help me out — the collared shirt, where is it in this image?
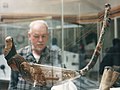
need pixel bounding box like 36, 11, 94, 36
8, 45, 62, 90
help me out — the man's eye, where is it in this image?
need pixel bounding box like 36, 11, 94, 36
34, 35, 39, 38
42, 35, 46, 38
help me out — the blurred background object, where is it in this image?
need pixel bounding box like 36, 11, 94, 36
0, 54, 11, 90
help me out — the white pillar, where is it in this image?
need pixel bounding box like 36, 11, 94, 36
114, 17, 118, 38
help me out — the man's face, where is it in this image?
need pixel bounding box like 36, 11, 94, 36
28, 23, 49, 51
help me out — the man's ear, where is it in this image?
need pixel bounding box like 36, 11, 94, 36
46, 32, 49, 39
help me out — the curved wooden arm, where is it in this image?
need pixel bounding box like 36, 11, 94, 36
79, 3, 111, 75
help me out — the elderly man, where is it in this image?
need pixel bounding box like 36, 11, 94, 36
8, 20, 62, 90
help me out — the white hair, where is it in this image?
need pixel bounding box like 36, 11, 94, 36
29, 20, 48, 32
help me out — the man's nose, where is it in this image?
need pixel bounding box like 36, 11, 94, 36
38, 36, 43, 42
